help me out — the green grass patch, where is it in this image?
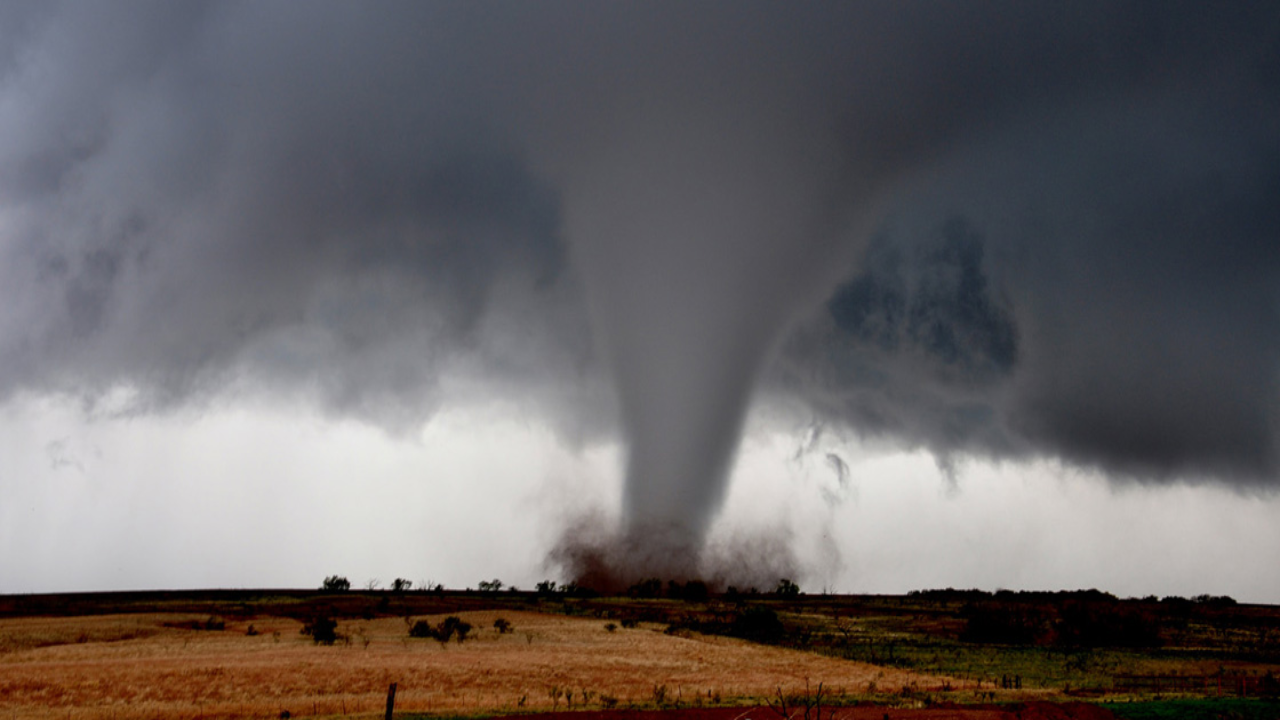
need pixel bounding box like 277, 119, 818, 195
1104, 698, 1280, 720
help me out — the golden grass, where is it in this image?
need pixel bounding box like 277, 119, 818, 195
0, 610, 946, 719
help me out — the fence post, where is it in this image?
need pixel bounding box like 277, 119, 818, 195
385, 682, 398, 720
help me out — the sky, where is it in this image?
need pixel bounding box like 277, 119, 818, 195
2, 2, 1279, 601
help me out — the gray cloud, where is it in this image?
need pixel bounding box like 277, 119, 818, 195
774, 22, 1280, 485
0, 1, 594, 431
2, 1, 1277, 581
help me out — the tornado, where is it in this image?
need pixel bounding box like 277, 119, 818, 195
558, 101, 874, 580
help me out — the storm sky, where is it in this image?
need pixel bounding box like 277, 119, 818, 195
2, 2, 1279, 598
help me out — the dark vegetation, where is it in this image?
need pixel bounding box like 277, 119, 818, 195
407, 615, 472, 643
301, 615, 340, 645
1105, 698, 1280, 720
321, 575, 350, 592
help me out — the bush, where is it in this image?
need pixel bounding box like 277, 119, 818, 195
730, 606, 785, 644
408, 616, 473, 643
302, 616, 340, 645
494, 618, 513, 634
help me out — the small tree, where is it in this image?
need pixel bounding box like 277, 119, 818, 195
322, 575, 351, 592
494, 618, 513, 634
478, 578, 504, 592
392, 578, 413, 593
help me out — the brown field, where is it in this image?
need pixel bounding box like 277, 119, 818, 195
0, 610, 956, 720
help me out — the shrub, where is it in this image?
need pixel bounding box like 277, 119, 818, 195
730, 606, 785, 644
302, 616, 340, 645
408, 616, 472, 643
494, 618, 513, 634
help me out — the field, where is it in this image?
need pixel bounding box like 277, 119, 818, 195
1, 589, 1278, 720
0, 606, 934, 719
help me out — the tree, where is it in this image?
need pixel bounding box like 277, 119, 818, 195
392, 578, 413, 593
322, 575, 351, 592
775, 578, 800, 597
478, 578, 504, 592
365, 578, 382, 591
627, 578, 663, 598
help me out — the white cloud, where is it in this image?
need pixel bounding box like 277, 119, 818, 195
0, 394, 619, 594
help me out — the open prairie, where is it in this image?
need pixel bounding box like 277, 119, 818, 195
0, 609, 943, 720
4, 589, 1278, 720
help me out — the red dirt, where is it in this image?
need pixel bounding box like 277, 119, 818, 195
489, 702, 1116, 720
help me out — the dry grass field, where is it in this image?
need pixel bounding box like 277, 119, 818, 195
0, 609, 947, 720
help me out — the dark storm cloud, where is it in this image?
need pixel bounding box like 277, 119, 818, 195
0, 1, 593, 429
2, 1, 1278, 578
772, 3, 1280, 485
